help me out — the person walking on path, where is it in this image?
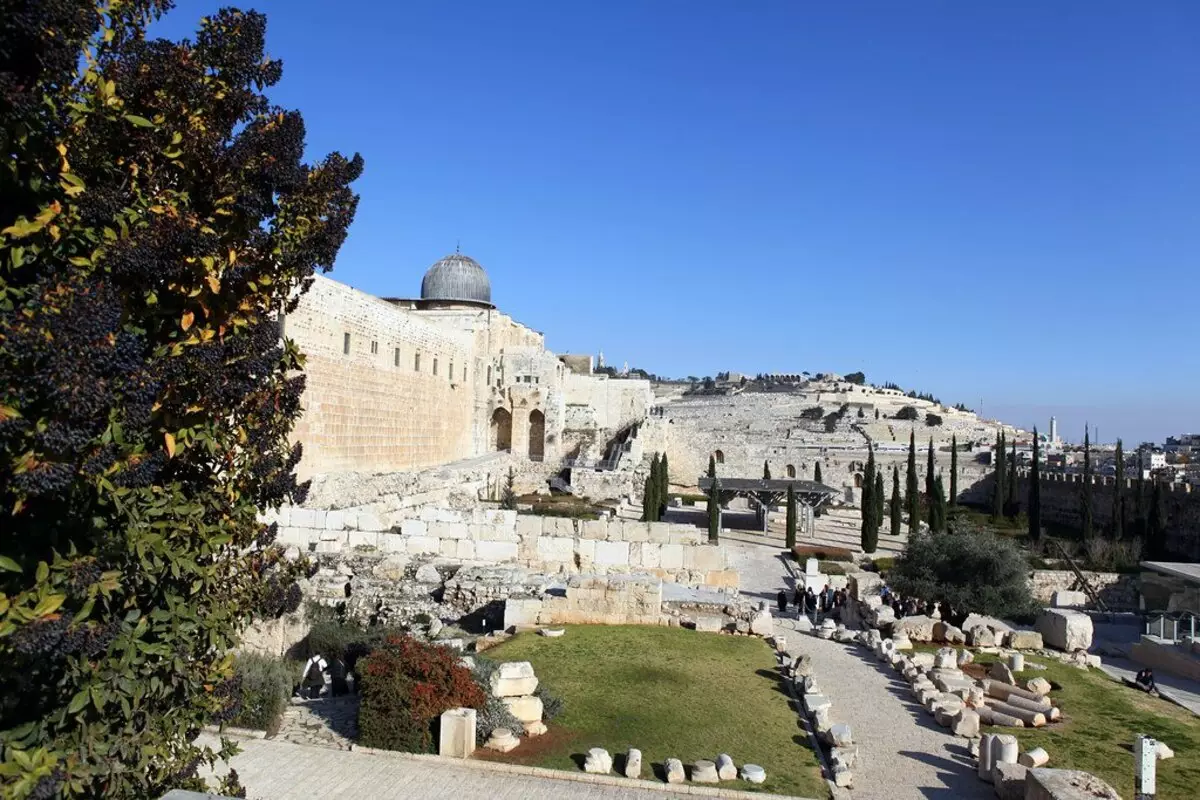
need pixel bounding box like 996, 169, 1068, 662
777, 589, 788, 615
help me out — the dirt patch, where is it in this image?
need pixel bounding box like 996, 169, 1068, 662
962, 663, 988, 681
473, 725, 579, 765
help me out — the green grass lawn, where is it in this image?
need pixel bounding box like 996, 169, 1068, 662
966, 651, 1200, 799
485, 625, 826, 798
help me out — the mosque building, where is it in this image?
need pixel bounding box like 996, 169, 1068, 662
282, 252, 651, 479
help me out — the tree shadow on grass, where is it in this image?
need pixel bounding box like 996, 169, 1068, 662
755, 668, 793, 697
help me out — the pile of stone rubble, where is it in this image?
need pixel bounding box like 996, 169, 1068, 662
582, 747, 766, 785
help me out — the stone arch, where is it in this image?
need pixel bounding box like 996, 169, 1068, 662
714, 450, 725, 464
786, 464, 796, 478
528, 409, 545, 461
491, 407, 512, 452
854, 473, 863, 488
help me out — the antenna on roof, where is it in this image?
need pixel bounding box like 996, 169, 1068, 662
456, 240, 460, 254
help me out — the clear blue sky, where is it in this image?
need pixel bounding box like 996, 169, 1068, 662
155, 1, 1199, 445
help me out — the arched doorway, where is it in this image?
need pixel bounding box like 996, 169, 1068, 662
491, 408, 512, 452
528, 410, 545, 461
714, 450, 725, 464
786, 464, 796, 478
854, 473, 863, 488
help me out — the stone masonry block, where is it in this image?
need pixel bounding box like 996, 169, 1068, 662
439, 539, 457, 558
693, 545, 724, 572
319, 528, 345, 542
456, 539, 476, 560
576, 539, 595, 565
379, 532, 405, 552
640, 542, 661, 569
670, 524, 702, 545
277, 527, 304, 545
356, 512, 385, 532
348, 531, 379, 549
627, 541, 643, 567
289, 507, 317, 528
476, 540, 519, 562
406, 536, 441, 555
546, 518, 577, 537
648, 522, 671, 543
660, 543, 684, 569
400, 519, 428, 537
516, 515, 544, 539
537, 536, 574, 563
325, 510, 347, 530
594, 541, 630, 566
623, 522, 649, 542
581, 520, 608, 540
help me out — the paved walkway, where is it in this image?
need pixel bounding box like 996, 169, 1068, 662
197, 735, 798, 800
773, 620, 989, 800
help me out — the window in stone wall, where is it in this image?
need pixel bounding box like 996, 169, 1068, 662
449, 361, 454, 381
343, 332, 350, 355
370, 340, 378, 355
394, 347, 400, 367
433, 357, 438, 376
414, 352, 421, 371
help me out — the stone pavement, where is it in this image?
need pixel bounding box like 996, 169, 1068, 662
196, 735, 807, 800
274, 695, 358, 749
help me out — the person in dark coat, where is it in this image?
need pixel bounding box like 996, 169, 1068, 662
777, 589, 788, 614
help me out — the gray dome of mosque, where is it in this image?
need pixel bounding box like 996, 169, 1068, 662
420, 252, 492, 305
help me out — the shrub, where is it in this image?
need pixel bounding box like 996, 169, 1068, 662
818, 561, 846, 576
358, 635, 486, 753
0, 5, 360, 796
926, 413, 943, 426
1081, 537, 1144, 573
793, 544, 856, 563
227, 653, 295, 732
535, 683, 565, 722
895, 406, 919, 421
869, 557, 896, 574
801, 406, 825, 421
305, 611, 403, 672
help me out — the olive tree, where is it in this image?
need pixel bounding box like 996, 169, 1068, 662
0, 3, 361, 797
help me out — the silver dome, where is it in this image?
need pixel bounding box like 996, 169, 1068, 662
420, 253, 492, 306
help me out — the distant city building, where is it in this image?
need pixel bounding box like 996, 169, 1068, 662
1165, 434, 1200, 455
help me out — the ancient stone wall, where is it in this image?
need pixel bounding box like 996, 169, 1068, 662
1028, 570, 1137, 609
962, 471, 1200, 560
286, 276, 477, 479
266, 505, 736, 589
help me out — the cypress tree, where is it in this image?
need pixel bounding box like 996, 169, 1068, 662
1111, 439, 1124, 539
950, 434, 958, 506
1081, 427, 1094, 539
874, 469, 885, 530
649, 453, 661, 522
906, 431, 919, 533
814, 461, 823, 483
925, 438, 936, 500
785, 484, 797, 550
708, 477, 721, 543
1134, 457, 1146, 540
708, 453, 717, 479
1006, 438, 1018, 518
1029, 427, 1042, 540
763, 460, 771, 480
931, 474, 948, 532
660, 452, 670, 513
890, 466, 902, 536
1147, 480, 1167, 558
992, 431, 1005, 520
642, 474, 654, 522
861, 448, 878, 552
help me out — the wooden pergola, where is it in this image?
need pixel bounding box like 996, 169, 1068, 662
696, 477, 837, 533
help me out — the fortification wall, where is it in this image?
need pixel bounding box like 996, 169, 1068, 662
962, 471, 1200, 560
266, 505, 735, 589
286, 276, 476, 479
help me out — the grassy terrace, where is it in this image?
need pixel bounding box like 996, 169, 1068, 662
950, 648, 1198, 799
485, 625, 826, 798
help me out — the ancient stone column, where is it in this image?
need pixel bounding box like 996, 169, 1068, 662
438, 708, 477, 758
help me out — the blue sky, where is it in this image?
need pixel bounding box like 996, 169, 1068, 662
154, 1, 1199, 445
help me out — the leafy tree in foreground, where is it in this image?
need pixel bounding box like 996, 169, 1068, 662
0, 4, 362, 797
785, 484, 797, 550
889, 525, 1037, 626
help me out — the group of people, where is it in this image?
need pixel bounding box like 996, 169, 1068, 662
776, 584, 848, 618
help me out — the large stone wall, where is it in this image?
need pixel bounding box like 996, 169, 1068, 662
962, 471, 1200, 560
267, 505, 736, 589
1028, 570, 1137, 609
286, 276, 476, 478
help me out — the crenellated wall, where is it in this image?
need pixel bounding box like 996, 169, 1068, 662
962, 470, 1200, 560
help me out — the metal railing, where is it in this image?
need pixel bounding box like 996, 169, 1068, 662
1143, 611, 1199, 642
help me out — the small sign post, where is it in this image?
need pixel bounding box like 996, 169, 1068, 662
1135, 734, 1157, 799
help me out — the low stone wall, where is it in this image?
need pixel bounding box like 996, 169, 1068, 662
1028, 570, 1137, 610
267, 506, 736, 589
505, 574, 666, 627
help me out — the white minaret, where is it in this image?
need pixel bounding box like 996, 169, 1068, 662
1049, 416, 1058, 444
